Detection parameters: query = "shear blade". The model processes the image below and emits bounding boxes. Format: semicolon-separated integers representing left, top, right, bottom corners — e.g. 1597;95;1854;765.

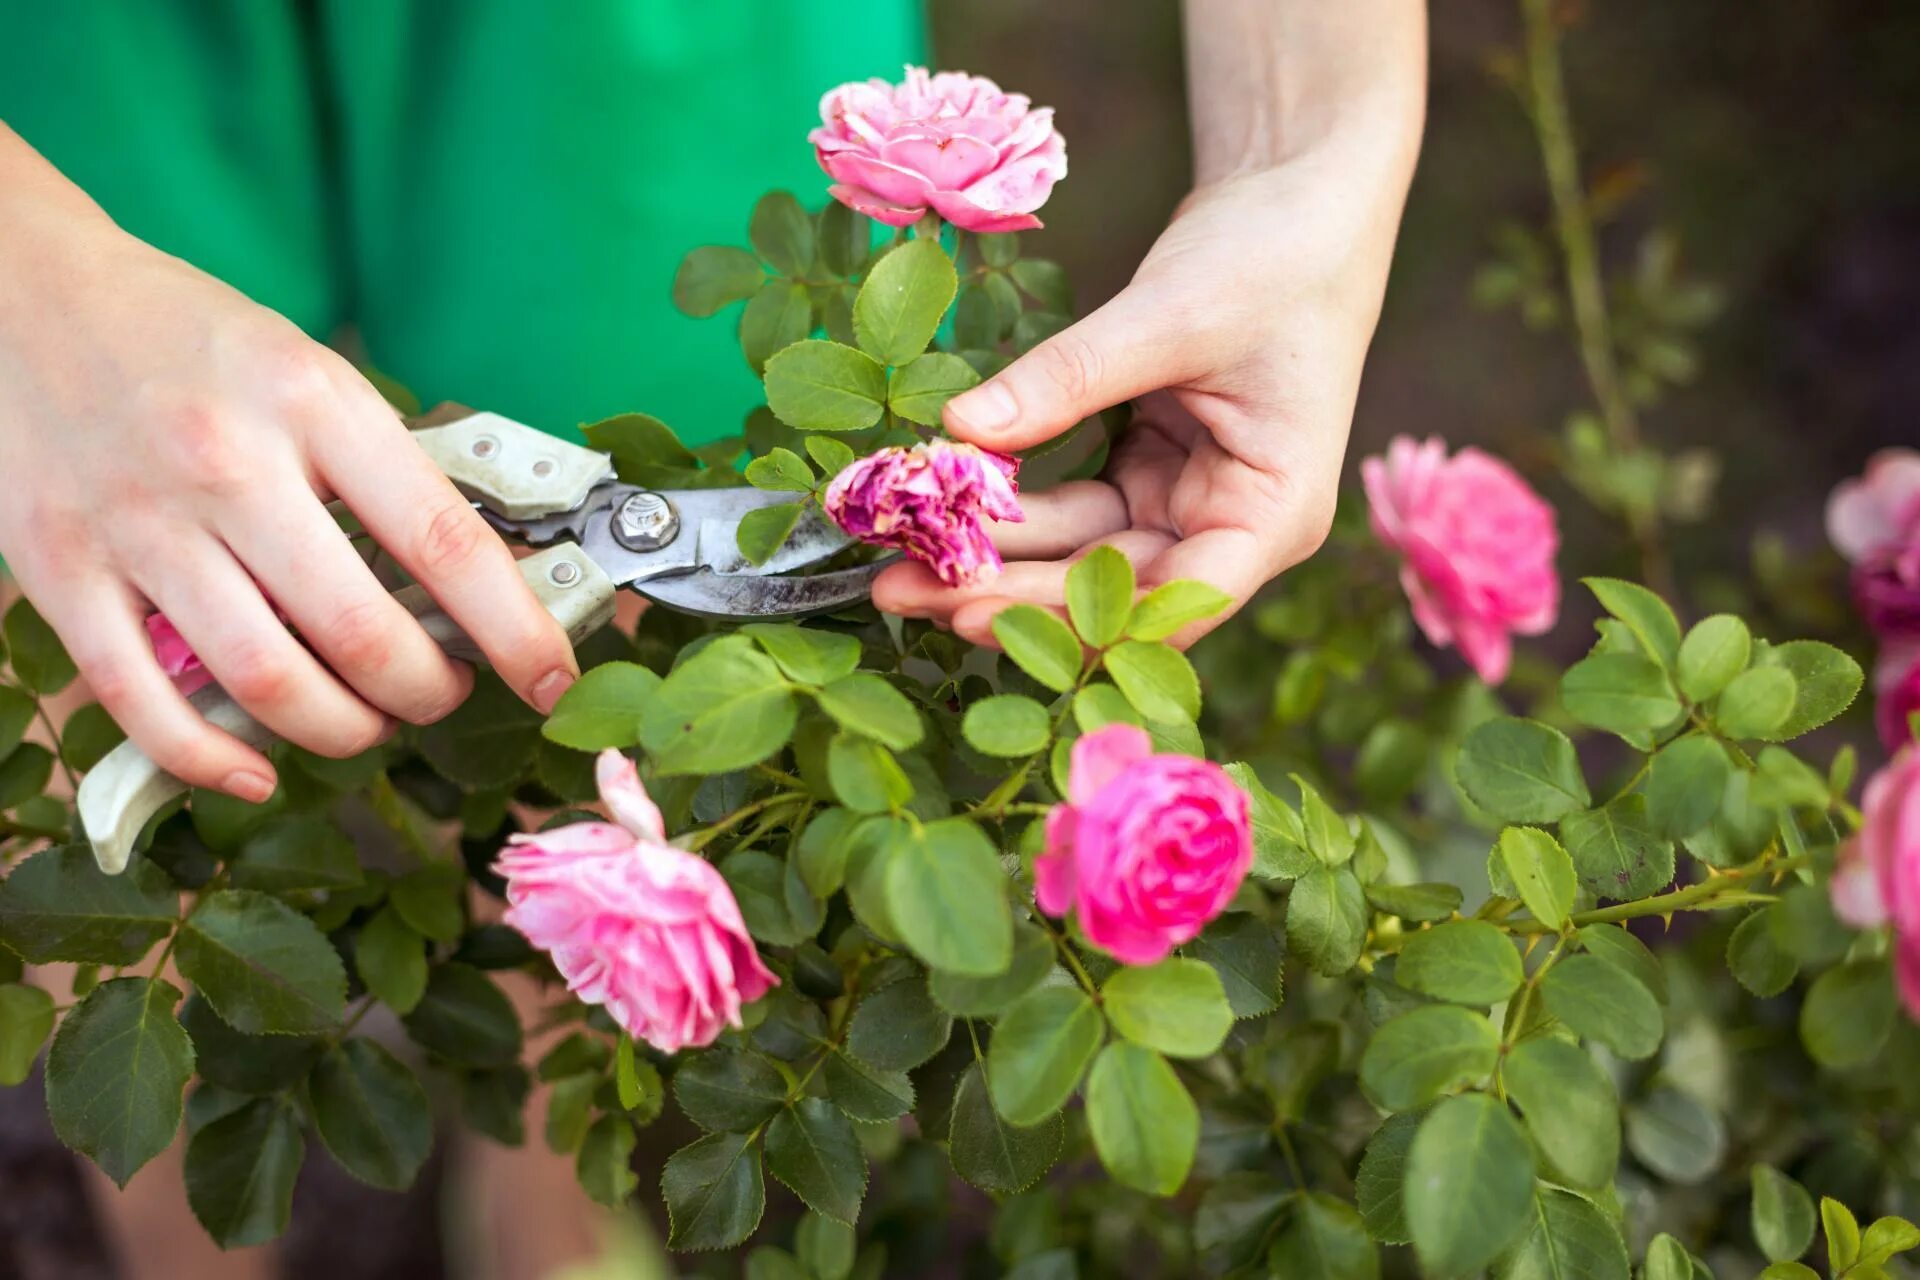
639;559;896;619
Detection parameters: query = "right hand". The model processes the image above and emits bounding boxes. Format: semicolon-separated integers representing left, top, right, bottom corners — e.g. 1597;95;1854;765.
0;202;580;803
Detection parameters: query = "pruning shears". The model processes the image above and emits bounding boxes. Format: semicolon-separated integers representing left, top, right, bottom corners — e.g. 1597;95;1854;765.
77;405;887;873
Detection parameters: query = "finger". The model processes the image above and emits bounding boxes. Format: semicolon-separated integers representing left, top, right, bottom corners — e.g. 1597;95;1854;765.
308;385;579;713
992;481;1129;560
133;540;390;759
943;287;1196;453
33;578;279;800
218;480;472;725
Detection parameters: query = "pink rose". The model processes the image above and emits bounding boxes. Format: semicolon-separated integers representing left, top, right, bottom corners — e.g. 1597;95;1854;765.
1826;448;1920;566
1830;747;1920;1018
1361;435;1561;685
147;612;213;696
823;439;1023;587
1852;546;1920;638
1878;645;1920;752
493;750;777;1054
809;65;1067;233
1034;724;1253;966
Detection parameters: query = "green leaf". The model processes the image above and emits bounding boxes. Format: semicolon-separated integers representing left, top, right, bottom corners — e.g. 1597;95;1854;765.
673;245;766;316
887;351;980;425
1715;666;1797;740
1288;865;1367;977
988;984;1104;1126
1085;1042;1197;1196
1457;718;1591;822
847;975;951;1071
1493;1186;1629;1280
354;904;427;1014
1760;641;1863;740
1404;1093;1535;1275
1227;763;1315;880
1824;1198;1862;1275
737;501;808;567
1560;653;1682;737
1187;913;1285;1019
673;1047;788;1133
765;1099;866;1223
388;862;465;942
4;597;76;694
797;1213;857;1280
420;671;542;789
1102;958;1233;1058
1677;614;1751;701
1009;258;1072;311
309;1039;432;1191
577;1114;639;1207
1502;1036;1619;1190
821;1050;914;1123
1642;736;1731;839
0;843;177;964
640;636;797;775
1860;1216;1920;1266
749;190;814;275
1396;920;1524;1006
1126;580;1232;642
803;435;857;476
962;694;1052;757
993;605;1083;693
1358;1004;1499;1112
740;281;815;374
58;702;125;772
853;236;958;365
816;199;870;276
829;729;913;813
1104;640;1201;723
176;889;346;1035
183;1096;303;1248
177;995;322;1095
0;982;54;1086
1799;958;1895;1068
948;1062;1062;1195
742;624;860;687
0;685;31;759
1642;1234;1700;1280
1498;827;1578;928
47;977;194;1187
885;818;1013;977
745;446;816;493
1066;546;1136;649
1577;924;1667;1005
1294;774;1357;868
664;1130;765;1251
1760;1265;1822;1280
1541;954;1663;1060
582;411;702;477
1585;577;1682;667
401;963;523;1067
929;919;1053;1017
1364;882;1463;924
1356;1111;1422;1244
763;339;888;431
1268;1192;1379;1280
1560;796;1675;902
1728;906;1799;998
720;849;813;946
1624;1085;1725;1184
230;815;362;893
0;742;52;808
816;673;922;749
1752;1164;1818;1263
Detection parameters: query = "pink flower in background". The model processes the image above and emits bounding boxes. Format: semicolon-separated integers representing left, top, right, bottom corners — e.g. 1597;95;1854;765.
1034;724;1252;966
147;613;212;696
1826;448;1920;566
810;66;1067;232
1827;449;1920;750
1361;435;1560;685
1852;547;1920;637
1830;746;1920;1018
1878;644;1920;752
824;439;1022;587
494;750;777;1054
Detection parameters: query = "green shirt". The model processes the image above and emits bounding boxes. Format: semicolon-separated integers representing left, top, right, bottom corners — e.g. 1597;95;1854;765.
0;1;922;443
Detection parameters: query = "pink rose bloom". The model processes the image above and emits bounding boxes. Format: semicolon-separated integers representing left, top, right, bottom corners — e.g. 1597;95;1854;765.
1826;448;1920;566
1830;746;1920;1018
1852;547;1920;638
147;613;213;696
809;65;1067;233
493;750;777;1054
823;439;1022;587
1034;724;1253;966
1361;435;1561;685
1878;644;1920;752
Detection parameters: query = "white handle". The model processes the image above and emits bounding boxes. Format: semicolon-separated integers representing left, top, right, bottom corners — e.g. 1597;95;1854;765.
78;546;617;874
411;411;614;521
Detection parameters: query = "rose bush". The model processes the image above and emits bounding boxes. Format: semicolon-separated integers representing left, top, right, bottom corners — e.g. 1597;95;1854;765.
0;45;1915;1280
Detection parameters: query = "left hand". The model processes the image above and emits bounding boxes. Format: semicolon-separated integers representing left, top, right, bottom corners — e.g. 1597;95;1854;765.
871;132;1416;648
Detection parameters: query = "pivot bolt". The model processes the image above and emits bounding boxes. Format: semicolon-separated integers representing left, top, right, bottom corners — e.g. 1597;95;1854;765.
612;492;680;552
548;559;581;587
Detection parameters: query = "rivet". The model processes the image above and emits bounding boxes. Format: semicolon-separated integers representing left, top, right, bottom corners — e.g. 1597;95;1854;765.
532;458;556;478
549;560;581;587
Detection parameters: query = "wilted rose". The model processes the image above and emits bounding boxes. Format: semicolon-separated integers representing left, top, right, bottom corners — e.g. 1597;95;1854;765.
810;66;1067;233
1361;434;1560;684
493;750;777;1054
823;439;1022;587
1034;724;1252;966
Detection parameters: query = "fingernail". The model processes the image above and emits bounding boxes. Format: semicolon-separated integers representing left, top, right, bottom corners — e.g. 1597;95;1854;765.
948;381;1017;435
531;669;576;715
223;770;276;804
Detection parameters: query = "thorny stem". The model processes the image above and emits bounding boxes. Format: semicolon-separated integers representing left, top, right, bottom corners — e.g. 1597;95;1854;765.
1503;851;1811;936
681;792;808;853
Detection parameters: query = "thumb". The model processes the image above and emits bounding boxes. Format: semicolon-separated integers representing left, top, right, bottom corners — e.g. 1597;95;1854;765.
943;288;1188;452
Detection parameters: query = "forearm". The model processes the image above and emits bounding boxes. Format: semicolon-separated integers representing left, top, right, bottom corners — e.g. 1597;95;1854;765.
0;123;117;275
1182;0;1427;185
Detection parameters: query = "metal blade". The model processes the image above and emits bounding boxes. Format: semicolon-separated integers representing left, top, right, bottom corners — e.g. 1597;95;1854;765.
637;558;897;619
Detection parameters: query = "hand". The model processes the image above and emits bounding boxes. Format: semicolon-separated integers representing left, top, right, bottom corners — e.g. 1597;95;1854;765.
871;129;1416;648
0;191;578;802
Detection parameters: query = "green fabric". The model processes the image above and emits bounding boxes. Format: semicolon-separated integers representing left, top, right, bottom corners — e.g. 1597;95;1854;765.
0;1;922;444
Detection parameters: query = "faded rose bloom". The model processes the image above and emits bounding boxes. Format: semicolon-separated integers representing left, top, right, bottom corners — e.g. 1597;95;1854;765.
1034;724;1253;966
1361;435;1560;685
810;66;1067;233
1826;448;1920;566
823;439;1022;587
1853;545;1920;638
494;750;777;1054
1830;746;1920;1018
147;612;213;696
1878;645;1920;753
